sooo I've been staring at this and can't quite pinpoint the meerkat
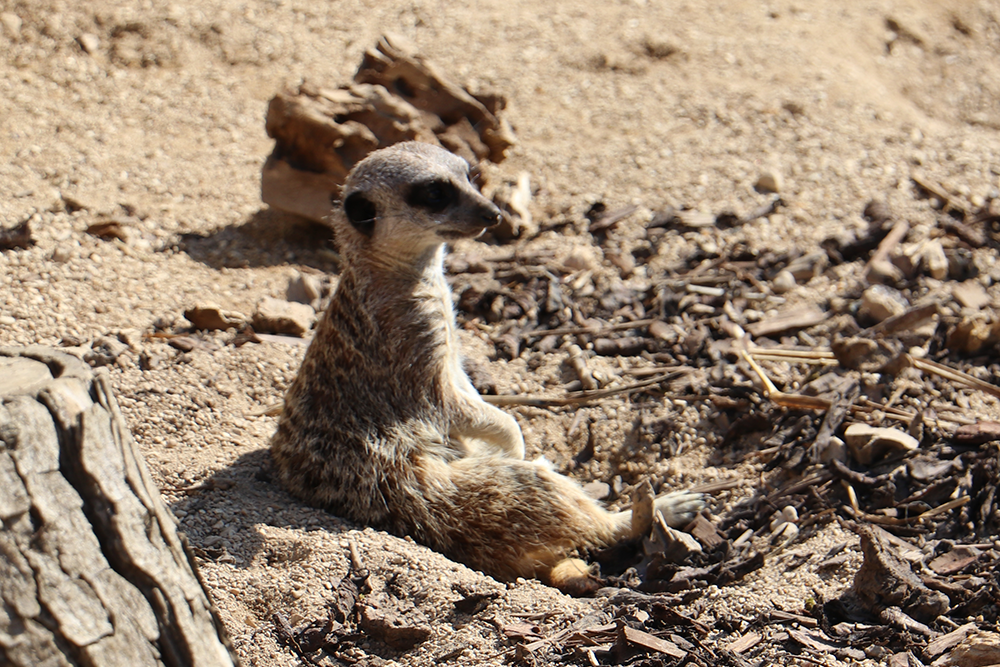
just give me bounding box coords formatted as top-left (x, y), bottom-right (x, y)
top-left (269, 141), bottom-right (703, 585)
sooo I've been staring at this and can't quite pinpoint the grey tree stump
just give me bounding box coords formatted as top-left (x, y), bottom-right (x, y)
top-left (0, 347), bottom-right (237, 667)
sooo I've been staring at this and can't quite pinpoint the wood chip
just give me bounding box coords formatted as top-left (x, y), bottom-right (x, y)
top-left (928, 546), bottom-right (981, 576)
top-left (924, 622), bottom-right (978, 660)
top-left (787, 628), bottom-right (865, 660)
top-left (953, 421), bottom-right (1000, 445)
top-left (686, 513), bottom-right (725, 550)
top-left (725, 630), bottom-right (762, 654)
top-left (620, 626), bottom-right (686, 659)
top-left (746, 305), bottom-right (828, 338)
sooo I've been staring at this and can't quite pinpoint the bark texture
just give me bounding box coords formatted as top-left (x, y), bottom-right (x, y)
top-left (0, 346), bottom-right (237, 667)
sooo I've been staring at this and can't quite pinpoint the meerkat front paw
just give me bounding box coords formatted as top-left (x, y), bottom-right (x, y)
top-left (653, 491), bottom-right (705, 528)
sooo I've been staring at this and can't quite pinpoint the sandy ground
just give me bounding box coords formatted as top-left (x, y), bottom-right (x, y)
top-left (3, 0), bottom-right (1000, 665)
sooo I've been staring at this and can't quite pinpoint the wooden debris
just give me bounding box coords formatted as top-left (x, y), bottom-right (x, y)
top-left (863, 216), bottom-right (909, 284)
top-left (567, 343), bottom-right (599, 390)
top-left (725, 631), bottom-right (763, 654)
top-left (618, 625), bottom-right (686, 659)
top-left (491, 171), bottom-right (535, 240)
top-left (481, 370), bottom-right (688, 408)
top-left (589, 205), bottom-right (639, 234)
top-left (786, 627), bottom-right (865, 660)
top-left (851, 524), bottom-right (950, 624)
top-left (937, 630), bottom-right (1000, 667)
top-left (745, 305), bottom-right (828, 338)
top-left (928, 546), bottom-right (981, 576)
top-left (925, 623), bottom-right (979, 660)
top-left (686, 513), bottom-right (725, 550)
top-left (912, 172), bottom-right (967, 217)
top-left (953, 421), bottom-right (1000, 445)
top-left (358, 592), bottom-right (432, 650)
top-left (262, 34), bottom-right (514, 223)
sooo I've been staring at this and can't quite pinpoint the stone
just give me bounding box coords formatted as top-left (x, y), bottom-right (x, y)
top-left (953, 280), bottom-right (990, 311)
top-left (1, 12), bottom-right (22, 38)
top-left (922, 239), bottom-right (948, 280)
top-left (772, 269), bottom-right (796, 294)
top-left (252, 297), bottom-right (316, 337)
top-left (286, 271), bottom-right (323, 306)
top-left (83, 335), bottom-right (129, 367)
top-left (844, 423), bottom-right (919, 465)
top-left (184, 304), bottom-right (245, 331)
top-left (858, 284), bottom-right (908, 323)
top-left (946, 316), bottom-right (1000, 355)
top-left (78, 33), bottom-right (100, 55)
top-left (754, 169), bottom-right (783, 194)
top-left (562, 246), bottom-right (599, 272)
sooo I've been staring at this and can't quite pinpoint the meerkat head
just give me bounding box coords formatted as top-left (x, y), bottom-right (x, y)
top-left (336, 142), bottom-right (501, 268)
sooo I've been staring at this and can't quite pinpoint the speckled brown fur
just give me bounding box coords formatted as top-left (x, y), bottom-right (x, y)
top-left (270, 142), bottom-right (702, 582)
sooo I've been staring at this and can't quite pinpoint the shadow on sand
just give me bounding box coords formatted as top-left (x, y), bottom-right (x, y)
top-left (178, 207), bottom-right (340, 272)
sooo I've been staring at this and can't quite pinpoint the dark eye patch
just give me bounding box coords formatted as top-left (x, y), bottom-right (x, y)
top-left (407, 179), bottom-right (456, 213)
top-left (344, 192), bottom-right (377, 236)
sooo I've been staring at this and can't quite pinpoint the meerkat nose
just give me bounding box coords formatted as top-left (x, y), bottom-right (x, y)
top-left (478, 203), bottom-right (502, 227)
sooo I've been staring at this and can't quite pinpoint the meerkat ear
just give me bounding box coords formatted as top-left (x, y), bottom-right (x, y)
top-left (344, 192), bottom-right (377, 236)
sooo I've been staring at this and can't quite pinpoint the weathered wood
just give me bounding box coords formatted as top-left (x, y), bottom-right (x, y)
top-left (262, 33), bottom-right (515, 224)
top-left (0, 346), bottom-right (237, 667)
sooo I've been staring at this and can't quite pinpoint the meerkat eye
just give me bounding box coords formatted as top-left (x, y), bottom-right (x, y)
top-left (344, 192), bottom-right (377, 236)
top-left (407, 180), bottom-right (456, 212)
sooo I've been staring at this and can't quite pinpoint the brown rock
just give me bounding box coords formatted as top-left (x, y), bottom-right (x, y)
top-left (252, 297), bottom-right (316, 337)
top-left (859, 285), bottom-right (908, 323)
top-left (953, 281), bottom-right (990, 310)
top-left (286, 272), bottom-right (323, 306)
top-left (184, 305), bottom-right (246, 331)
top-left (754, 169), bottom-right (783, 194)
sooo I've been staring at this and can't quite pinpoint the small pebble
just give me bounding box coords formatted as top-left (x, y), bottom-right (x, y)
top-left (78, 33), bottom-right (100, 54)
top-left (772, 269), bottom-right (796, 294)
top-left (0, 12), bottom-right (21, 38)
top-left (754, 169), bottom-right (783, 194)
top-left (859, 284), bottom-right (908, 323)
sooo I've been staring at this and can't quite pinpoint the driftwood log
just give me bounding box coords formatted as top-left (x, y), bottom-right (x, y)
top-left (262, 33), bottom-right (516, 223)
top-left (0, 346), bottom-right (237, 667)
